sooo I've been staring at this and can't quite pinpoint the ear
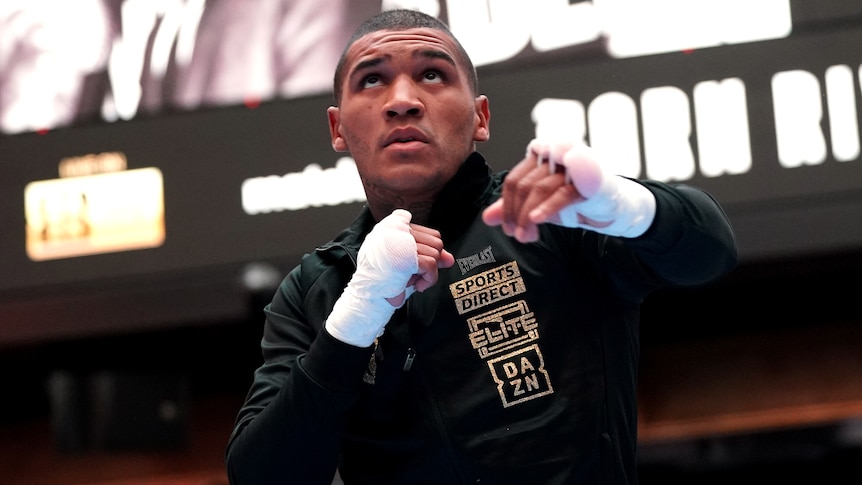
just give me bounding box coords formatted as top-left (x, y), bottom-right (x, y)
top-left (327, 106), bottom-right (349, 152)
top-left (472, 95), bottom-right (491, 143)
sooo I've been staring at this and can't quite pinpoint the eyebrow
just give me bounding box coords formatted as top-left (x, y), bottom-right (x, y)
top-left (354, 57), bottom-right (384, 73)
top-left (351, 48), bottom-right (457, 76)
top-left (418, 49), bottom-right (457, 68)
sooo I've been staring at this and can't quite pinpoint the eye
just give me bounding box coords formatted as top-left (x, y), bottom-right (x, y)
top-left (422, 70), bottom-right (443, 83)
top-left (362, 74), bottom-right (382, 88)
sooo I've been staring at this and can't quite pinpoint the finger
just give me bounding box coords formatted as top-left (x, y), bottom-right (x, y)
top-left (528, 180), bottom-right (581, 225)
top-left (482, 199), bottom-right (504, 226)
top-left (408, 223), bottom-right (442, 238)
top-left (409, 224), bottom-right (454, 287)
top-left (410, 225), bottom-right (449, 268)
top-left (415, 241), bottom-right (448, 269)
top-left (500, 158), bottom-right (548, 237)
top-left (509, 164), bottom-right (568, 242)
top-left (409, 223), bottom-right (444, 246)
top-left (499, 152), bottom-right (541, 228)
top-left (413, 254), bottom-right (440, 292)
top-left (385, 292), bottom-right (407, 307)
top-left (528, 139), bottom-right (574, 175)
top-left (410, 225), bottom-right (442, 241)
top-left (405, 274), bottom-right (423, 290)
top-left (409, 249), bottom-right (454, 293)
top-left (438, 248), bottom-right (455, 268)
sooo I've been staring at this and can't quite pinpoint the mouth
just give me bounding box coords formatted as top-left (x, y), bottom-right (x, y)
top-left (384, 128), bottom-right (429, 147)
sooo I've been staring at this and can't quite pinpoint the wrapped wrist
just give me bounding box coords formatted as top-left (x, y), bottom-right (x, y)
top-left (325, 288), bottom-right (396, 348)
top-left (560, 176), bottom-right (656, 238)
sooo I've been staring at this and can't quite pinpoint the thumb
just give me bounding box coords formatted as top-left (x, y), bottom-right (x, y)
top-left (482, 199), bottom-right (504, 226)
top-left (438, 249), bottom-right (456, 268)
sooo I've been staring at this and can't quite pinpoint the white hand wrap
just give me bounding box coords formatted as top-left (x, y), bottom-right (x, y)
top-left (324, 209), bottom-right (418, 347)
top-left (536, 141), bottom-right (656, 238)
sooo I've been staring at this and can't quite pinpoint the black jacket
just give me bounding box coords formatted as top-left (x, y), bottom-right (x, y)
top-left (225, 152), bottom-right (738, 484)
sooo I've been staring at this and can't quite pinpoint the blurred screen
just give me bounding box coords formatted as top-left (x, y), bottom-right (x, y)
top-left (1, 0), bottom-right (861, 342)
top-left (25, 165), bottom-right (165, 261)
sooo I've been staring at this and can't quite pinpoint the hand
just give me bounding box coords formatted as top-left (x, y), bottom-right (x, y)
top-left (385, 222), bottom-right (455, 307)
top-left (482, 139), bottom-right (656, 242)
top-left (325, 209), bottom-right (454, 347)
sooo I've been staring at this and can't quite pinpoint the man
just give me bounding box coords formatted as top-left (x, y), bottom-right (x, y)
top-left (225, 9), bottom-right (737, 485)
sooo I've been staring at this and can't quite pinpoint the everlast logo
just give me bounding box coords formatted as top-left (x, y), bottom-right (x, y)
top-left (457, 245), bottom-right (496, 275)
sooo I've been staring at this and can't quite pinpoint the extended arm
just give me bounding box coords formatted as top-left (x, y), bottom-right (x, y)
top-left (484, 139), bottom-right (737, 286)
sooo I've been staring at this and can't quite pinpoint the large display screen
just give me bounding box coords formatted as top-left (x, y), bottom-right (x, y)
top-left (1, 0), bottom-right (861, 343)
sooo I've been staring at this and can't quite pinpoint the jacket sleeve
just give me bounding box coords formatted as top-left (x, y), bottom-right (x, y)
top-left (576, 181), bottom-right (738, 302)
top-left (224, 259), bottom-right (374, 484)
top-left (631, 181), bottom-right (738, 285)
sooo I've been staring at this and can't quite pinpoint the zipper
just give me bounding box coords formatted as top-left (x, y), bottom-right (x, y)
top-left (403, 348), bottom-right (416, 371)
top-left (402, 299), bottom-right (416, 371)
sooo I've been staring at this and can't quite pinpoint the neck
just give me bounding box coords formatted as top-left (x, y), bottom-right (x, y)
top-left (363, 178), bottom-right (444, 225)
top-left (369, 198), bottom-right (435, 225)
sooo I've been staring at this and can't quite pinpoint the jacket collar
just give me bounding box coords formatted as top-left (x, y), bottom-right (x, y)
top-left (317, 152), bottom-right (494, 262)
top-left (428, 151), bottom-right (494, 240)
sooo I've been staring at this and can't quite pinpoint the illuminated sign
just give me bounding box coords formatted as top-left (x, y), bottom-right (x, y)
top-left (241, 157), bottom-right (365, 214)
top-left (529, 59), bottom-right (862, 182)
top-left (24, 164), bottom-right (165, 261)
top-left (447, 0), bottom-right (792, 64)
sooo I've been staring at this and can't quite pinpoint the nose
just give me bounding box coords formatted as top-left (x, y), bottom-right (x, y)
top-left (384, 75), bottom-right (424, 118)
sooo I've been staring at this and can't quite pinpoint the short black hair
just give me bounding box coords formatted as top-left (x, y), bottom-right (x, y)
top-left (332, 9), bottom-right (479, 104)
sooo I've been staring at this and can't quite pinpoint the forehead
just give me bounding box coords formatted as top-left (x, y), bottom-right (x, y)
top-left (344, 27), bottom-right (465, 69)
